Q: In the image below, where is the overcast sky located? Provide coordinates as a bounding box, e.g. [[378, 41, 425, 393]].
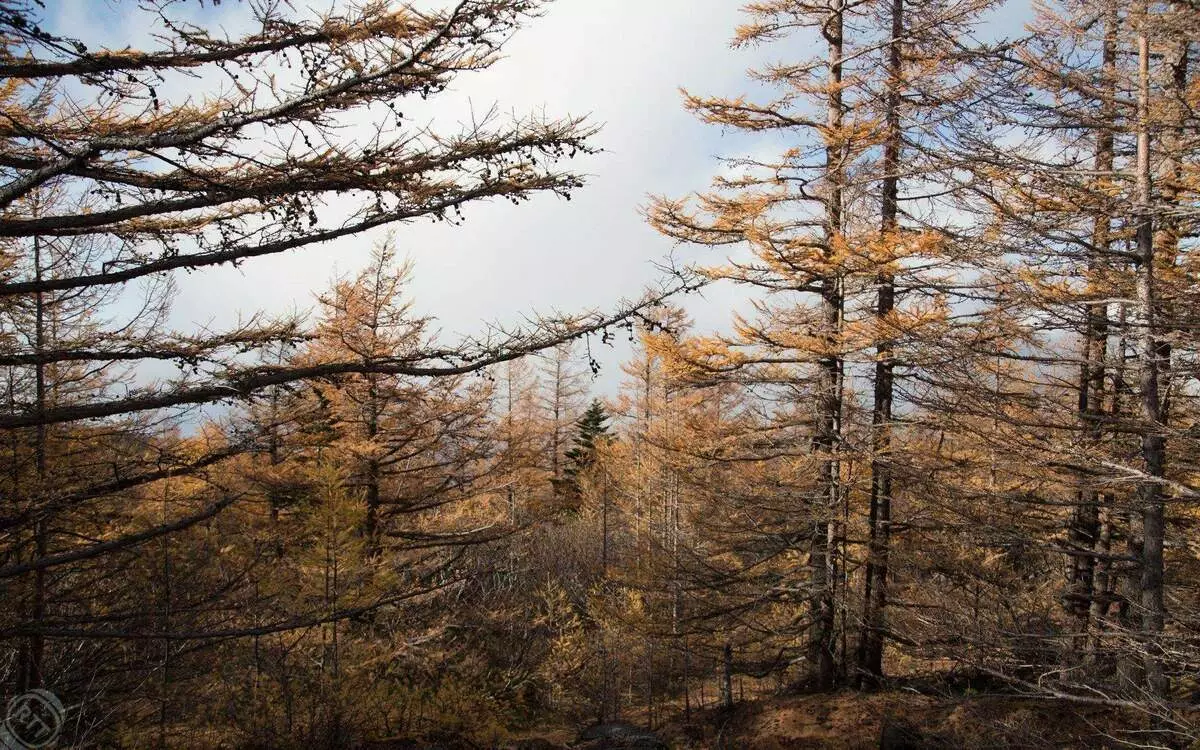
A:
[[50, 0, 1031, 394]]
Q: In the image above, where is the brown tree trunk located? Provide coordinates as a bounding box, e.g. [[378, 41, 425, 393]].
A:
[[20, 233, 48, 691], [1067, 3, 1116, 660], [363, 374, 381, 559], [859, 0, 902, 688], [809, 0, 844, 691], [1133, 13, 1168, 700], [721, 642, 733, 710]]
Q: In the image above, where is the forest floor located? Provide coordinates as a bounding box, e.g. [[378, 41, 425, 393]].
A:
[[495, 690, 1176, 749], [647, 688, 1169, 749], [370, 683, 1195, 749]]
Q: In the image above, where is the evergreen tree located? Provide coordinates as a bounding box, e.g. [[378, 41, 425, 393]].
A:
[[563, 400, 612, 493]]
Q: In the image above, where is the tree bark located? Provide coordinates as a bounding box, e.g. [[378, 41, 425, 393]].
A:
[[809, 0, 845, 691], [1133, 12, 1168, 700], [859, 0, 902, 688], [1068, 3, 1116, 659]]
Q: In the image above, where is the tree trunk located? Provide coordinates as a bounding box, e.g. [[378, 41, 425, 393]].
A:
[[1067, 3, 1116, 659], [721, 642, 733, 710], [1133, 14, 1168, 700], [21, 233, 48, 691], [808, 0, 845, 693], [859, 0, 901, 688]]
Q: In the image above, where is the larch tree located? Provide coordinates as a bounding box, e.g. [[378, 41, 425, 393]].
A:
[[649, 0, 860, 689], [539, 341, 587, 503], [946, 0, 1197, 707], [649, 0, 996, 688], [298, 241, 496, 558], [494, 354, 544, 529]]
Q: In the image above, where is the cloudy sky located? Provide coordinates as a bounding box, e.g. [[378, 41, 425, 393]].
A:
[[50, 0, 1030, 393]]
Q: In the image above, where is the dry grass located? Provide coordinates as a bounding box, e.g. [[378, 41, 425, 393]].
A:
[[654, 690, 1162, 749]]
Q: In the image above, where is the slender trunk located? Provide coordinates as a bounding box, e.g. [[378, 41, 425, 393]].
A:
[[158, 470, 172, 750], [268, 372, 285, 558], [1133, 14, 1167, 700], [1112, 302, 1143, 688], [601, 469, 610, 577], [646, 641, 654, 729], [671, 459, 683, 718], [807, 0, 844, 691], [6, 370, 28, 694], [552, 359, 563, 490], [507, 369, 516, 527], [364, 375, 381, 558], [22, 233, 47, 691], [637, 357, 651, 568], [325, 495, 342, 742], [721, 642, 733, 710], [1086, 513, 1113, 667], [599, 462, 611, 722], [1068, 5, 1116, 657], [859, 0, 901, 688], [683, 633, 691, 720]]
